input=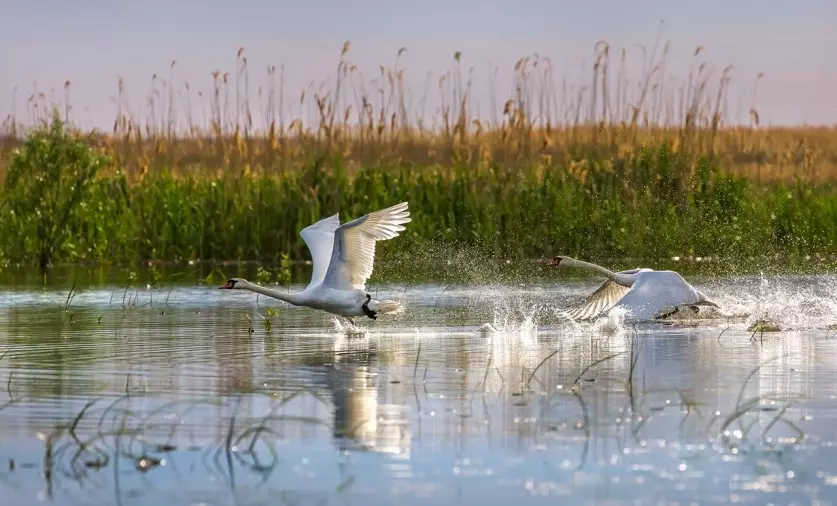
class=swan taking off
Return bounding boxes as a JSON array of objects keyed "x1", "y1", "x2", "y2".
[
  {"x1": 547, "y1": 255, "x2": 719, "y2": 322},
  {"x1": 219, "y1": 202, "x2": 411, "y2": 323}
]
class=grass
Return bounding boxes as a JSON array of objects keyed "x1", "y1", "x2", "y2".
[{"x1": 0, "y1": 41, "x2": 836, "y2": 277}]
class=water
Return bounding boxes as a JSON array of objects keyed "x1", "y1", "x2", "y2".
[{"x1": 2, "y1": 274, "x2": 837, "y2": 505}]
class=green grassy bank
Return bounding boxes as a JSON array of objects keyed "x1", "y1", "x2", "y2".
[{"x1": 2, "y1": 114, "x2": 837, "y2": 283}]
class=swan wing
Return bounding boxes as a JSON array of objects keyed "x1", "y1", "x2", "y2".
[
  {"x1": 322, "y1": 202, "x2": 411, "y2": 291},
  {"x1": 561, "y1": 269, "x2": 640, "y2": 321},
  {"x1": 300, "y1": 213, "x2": 341, "y2": 289}
]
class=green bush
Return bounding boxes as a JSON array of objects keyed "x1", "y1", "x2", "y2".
[{"x1": 2, "y1": 110, "x2": 110, "y2": 269}]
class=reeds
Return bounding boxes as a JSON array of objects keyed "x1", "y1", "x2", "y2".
[
  {"x1": 0, "y1": 42, "x2": 835, "y2": 270},
  {"x1": 3, "y1": 42, "x2": 835, "y2": 181}
]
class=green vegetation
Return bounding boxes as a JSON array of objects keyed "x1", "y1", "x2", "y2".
[
  {"x1": 1, "y1": 127, "x2": 834, "y2": 272},
  {"x1": 0, "y1": 43, "x2": 835, "y2": 278},
  {"x1": 2, "y1": 112, "x2": 110, "y2": 270}
]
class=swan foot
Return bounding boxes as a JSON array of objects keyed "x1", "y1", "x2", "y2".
[{"x1": 361, "y1": 294, "x2": 377, "y2": 320}]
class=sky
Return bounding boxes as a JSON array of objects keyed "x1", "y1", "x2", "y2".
[{"x1": 2, "y1": 0, "x2": 836, "y2": 131}]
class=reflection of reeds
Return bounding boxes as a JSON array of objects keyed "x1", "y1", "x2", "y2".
[
  {"x1": 5, "y1": 390, "x2": 332, "y2": 494},
  {"x1": 0, "y1": 339, "x2": 815, "y2": 499}
]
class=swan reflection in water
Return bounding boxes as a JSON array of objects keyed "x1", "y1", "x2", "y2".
[{"x1": 326, "y1": 339, "x2": 411, "y2": 458}]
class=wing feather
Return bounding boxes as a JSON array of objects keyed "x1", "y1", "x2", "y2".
[
  {"x1": 322, "y1": 202, "x2": 411, "y2": 290},
  {"x1": 560, "y1": 269, "x2": 641, "y2": 321},
  {"x1": 300, "y1": 213, "x2": 340, "y2": 289}
]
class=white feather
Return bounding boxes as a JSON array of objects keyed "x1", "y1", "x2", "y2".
[
  {"x1": 299, "y1": 213, "x2": 340, "y2": 289},
  {"x1": 323, "y1": 202, "x2": 411, "y2": 290},
  {"x1": 562, "y1": 277, "x2": 633, "y2": 321}
]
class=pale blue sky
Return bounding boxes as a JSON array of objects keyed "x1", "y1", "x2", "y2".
[{"x1": 2, "y1": 0, "x2": 836, "y2": 129}]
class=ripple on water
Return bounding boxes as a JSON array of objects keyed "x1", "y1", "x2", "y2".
[{"x1": 1, "y1": 278, "x2": 837, "y2": 505}]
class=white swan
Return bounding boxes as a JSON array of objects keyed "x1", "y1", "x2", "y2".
[
  {"x1": 219, "y1": 202, "x2": 411, "y2": 323},
  {"x1": 547, "y1": 255, "x2": 719, "y2": 321}
]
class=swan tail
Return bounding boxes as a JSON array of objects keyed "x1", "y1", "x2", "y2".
[{"x1": 369, "y1": 299, "x2": 404, "y2": 315}]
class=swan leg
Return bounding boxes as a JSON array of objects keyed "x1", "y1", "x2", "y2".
[{"x1": 361, "y1": 293, "x2": 378, "y2": 320}]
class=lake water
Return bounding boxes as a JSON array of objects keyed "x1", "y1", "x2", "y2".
[{"x1": 2, "y1": 273, "x2": 837, "y2": 505}]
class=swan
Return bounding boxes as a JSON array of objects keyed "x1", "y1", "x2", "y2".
[
  {"x1": 219, "y1": 202, "x2": 411, "y2": 323},
  {"x1": 546, "y1": 255, "x2": 719, "y2": 321}
]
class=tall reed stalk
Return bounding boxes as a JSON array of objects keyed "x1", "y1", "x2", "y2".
[{"x1": 0, "y1": 42, "x2": 834, "y2": 272}]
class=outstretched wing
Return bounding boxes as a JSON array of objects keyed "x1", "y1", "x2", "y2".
[
  {"x1": 322, "y1": 202, "x2": 411, "y2": 291},
  {"x1": 560, "y1": 269, "x2": 642, "y2": 321},
  {"x1": 300, "y1": 213, "x2": 341, "y2": 289}
]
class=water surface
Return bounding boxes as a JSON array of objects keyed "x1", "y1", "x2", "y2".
[{"x1": 2, "y1": 274, "x2": 837, "y2": 505}]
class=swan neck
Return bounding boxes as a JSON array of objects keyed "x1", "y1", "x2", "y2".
[
  {"x1": 566, "y1": 259, "x2": 634, "y2": 287},
  {"x1": 241, "y1": 281, "x2": 302, "y2": 305}
]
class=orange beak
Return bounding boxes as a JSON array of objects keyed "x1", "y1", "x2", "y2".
[
  {"x1": 219, "y1": 280, "x2": 235, "y2": 289},
  {"x1": 546, "y1": 257, "x2": 562, "y2": 266}
]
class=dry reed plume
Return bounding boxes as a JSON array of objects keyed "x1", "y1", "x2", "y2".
[{"x1": 1, "y1": 41, "x2": 835, "y2": 183}]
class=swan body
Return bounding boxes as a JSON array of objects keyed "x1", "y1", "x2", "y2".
[
  {"x1": 220, "y1": 202, "x2": 410, "y2": 321},
  {"x1": 547, "y1": 255, "x2": 718, "y2": 322}
]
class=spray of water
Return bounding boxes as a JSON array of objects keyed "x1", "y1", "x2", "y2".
[
  {"x1": 712, "y1": 273, "x2": 837, "y2": 331},
  {"x1": 330, "y1": 317, "x2": 369, "y2": 337},
  {"x1": 471, "y1": 284, "x2": 541, "y2": 334}
]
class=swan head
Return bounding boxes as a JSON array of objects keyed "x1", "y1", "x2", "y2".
[
  {"x1": 219, "y1": 278, "x2": 247, "y2": 289},
  {"x1": 546, "y1": 255, "x2": 571, "y2": 267}
]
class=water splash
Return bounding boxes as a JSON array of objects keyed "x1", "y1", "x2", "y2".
[
  {"x1": 331, "y1": 317, "x2": 369, "y2": 336},
  {"x1": 588, "y1": 306, "x2": 630, "y2": 336},
  {"x1": 537, "y1": 273, "x2": 837, "y2": 332},
  {"x1": 711, "y1": 273, "x2": 837, "y2": 331},
  {"x1": 477, "y1": 285, "x2": 540, "y2": 334}
]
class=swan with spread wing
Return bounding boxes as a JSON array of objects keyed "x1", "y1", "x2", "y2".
[
  {"x1": 220, "y1": 202, "x2": 410, "y2": 323},
  {"x1": 547, "y1": 255, "x2": 719, "y2": 321}
]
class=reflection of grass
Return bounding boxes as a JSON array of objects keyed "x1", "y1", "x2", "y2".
[
  {"x1": 0, "y1": 388, "x2": 332, "y2": 494},
  {"x1": 0, "y1": 341, "x2": 815, "y2": 499},
  {"x1": 3, "y1": 309, "x2": 106, "y2": 397},
  {"x1": 503, "y1": 336, "x2": 808, "y2": 471}
]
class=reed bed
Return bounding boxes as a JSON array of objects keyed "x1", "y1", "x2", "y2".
[{"x1": 0, "y1": 42, "x2": 835, "y2": 272}]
